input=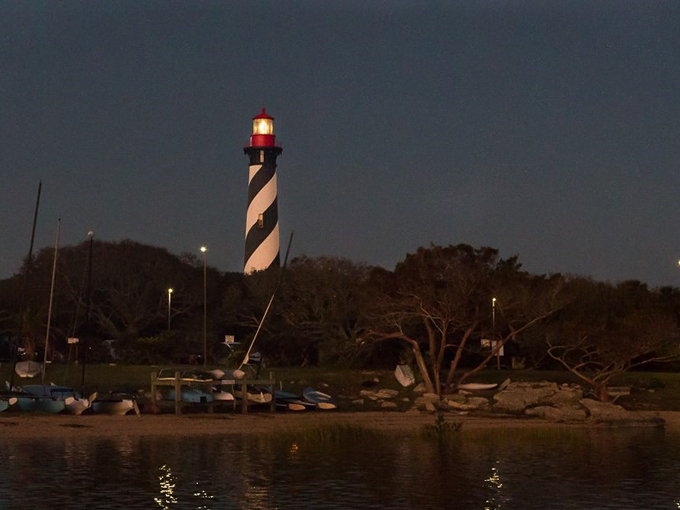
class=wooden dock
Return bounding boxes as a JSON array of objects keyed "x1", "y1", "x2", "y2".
[{"x1": 150, "y1": 371, "x2": 277, "y2": 415}]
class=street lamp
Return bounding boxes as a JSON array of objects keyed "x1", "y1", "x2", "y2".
[
  {"x1": 492, "y1": 297, "x2": 500, "y2": 370},
  {"x1": 200, "y1": 246, "x2": 207, "y2": 367},
  {"x1": 167, "y1": 288, "x2": 173, "y2": 331}
]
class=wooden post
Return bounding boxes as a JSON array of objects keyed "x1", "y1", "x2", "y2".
[
  {"x1": 269, "y1": 371, "x2": 276, "y2": 413},
  {"x1": 241, "y1": 381, "x2": 248, "y2": 414},
  {"x1": 151, "y1": 372, "x2": 157, "y2": 406},
  {"x1": 174, "y1": 371, "x2": 181, "y2": 415}
]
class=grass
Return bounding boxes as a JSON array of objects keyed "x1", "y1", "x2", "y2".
[
  {"x1": 270, "y1": 423, "x2": 386, "y2": 445},
  {"x1": 2, "y1": 363, "x2": 680, "y2": 411}
]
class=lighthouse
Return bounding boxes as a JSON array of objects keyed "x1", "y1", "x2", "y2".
[{"x1": 243, "y1": 108, "x2": 283, "y2": 274}]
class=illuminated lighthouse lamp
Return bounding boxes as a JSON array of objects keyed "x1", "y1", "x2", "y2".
[{"x1": 250, "y1": 109, "x2": 277, "y2": 148}]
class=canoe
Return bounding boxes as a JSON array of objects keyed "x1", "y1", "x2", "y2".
[
  {"x1": 92, "y1": 398, "x2": 134, "y2": 415},
  {"x1": 166, "y1": 387, "x2": 213, "y2": 404},
  {"x1": 303, "y1": 387, "x2": 337, "y2": 410},
  {"x1": 274, "y1": 390, "x2": 315, "y2": 411},
  {"x1": 15, "y1": 361, "x2": 41, "y2": 378},
  {"x1": 212, "y1": 380, "x2": 236, "y2": 401},
  {"x1": 233, "y1": 385, "x2": 272, "y2": 404},
  {"x1": 0, "y1": 398, "x2": 17, "y2": 412},
  {"x1": 394, "y1": 365, "x2": 415, "y2": 387},
  {"x1": 458, "y1": 383, "x2": 498, "y2": 391},
  {"x1": 20, "y1": 384, "x2": 94, "y2": 415},
  {"x1": 16, "y1": 396, "x2": 66, "y2": 413}
]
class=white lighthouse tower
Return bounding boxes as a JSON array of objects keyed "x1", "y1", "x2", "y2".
[{"x1": 243, "y1": 109, "x2": 283, "y2": 274}]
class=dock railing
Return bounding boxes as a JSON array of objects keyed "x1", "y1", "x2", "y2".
[{"x1": 151, "y1": 370, "x2": 276, "y2": 415}]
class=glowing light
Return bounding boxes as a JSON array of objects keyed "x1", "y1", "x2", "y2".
[
  {"x1": 253, "y1": 118, "x2": 273, "y2": 135},
  {"x1": 154, "y1": 464, "x2": 177, "y2": 509},
  {"x1": 168, "y1": 288, "x2": 173, "y2": 294},
  {"x1": 200, "y1": 246, "x2": 207, "y2": 253}
]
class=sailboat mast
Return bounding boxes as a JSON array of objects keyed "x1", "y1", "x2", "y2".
[
  {"x1": 41, "y1": 218, "x2": 61, "y2": 385},
  {"x1": 9, "y1": 180, "x2": 42, "y2": 390}
]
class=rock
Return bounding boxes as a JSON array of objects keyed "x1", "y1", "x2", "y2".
[
  {"x1": 442, "y1": 393, "x2": 467, "y2": 404},
  {"x1": 446, "y1": 400, "x2": 476, "y2": 411},
  {"x1": 607, "y1": 386, "x2": 631, "y2": 397},
  {"x1": 445, "y1": 396, "x2": 490, "y2": 411},
  {"x1": 498, "y1": 378, "x2": 512, "y2": 391},
  {"x1": 381, "y1": 401, "x2": 398, "y2": 409},
  {"x1": 580, "y1": 398, "x2": 664, "y2": 427},
  {"x1": 423, "y1": 392, "x2": 440, "y2": 403},
  {"x1": 413, "y1": 383, "x2": 427, "y2": 393},
  {"x1": 374, "y1": 389, "x2": 400, "y2": 399},
  {"x1": 467, "y1": 397, "x2": 490, "y2": 410},
  {"x1": 544, "y1": 385, "x2": 583, "y2": 406},
  {"x1": 492, "y1": 381, "x2": 577, "y2": 414},
  {"x1": 525, "y1": 405, "x2": 587, "y2": 422},
  {"x1": 424, "y1": 400, "x2": 437, "y2": 412},
  {"x1": 359, "y1": 390, "x2": 381, "y2": 401},
  {"x1": 402, "y1": 398, "x2": 410, "y2": 402},
  {"x1": 351, "y1": 399, "x2": 365, "y2": 405}
]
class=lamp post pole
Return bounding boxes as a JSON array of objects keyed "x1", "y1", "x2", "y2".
[
  {"x1": 167, "y1": 288, "x2": 173, "y2": 331},
  {"x1": 492, "y1": 297, "x2": 500, "y2": 370},
  {"x1": 81, "y1": 230, "x2": 94, "y2": 394},
  {"x1": 201, "y1": 246, "x2": 207, "y2": 367}
]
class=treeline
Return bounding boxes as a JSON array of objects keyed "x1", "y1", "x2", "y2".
[{"x1": 1, "y1": 240, "x2": 679, "y2": 399}]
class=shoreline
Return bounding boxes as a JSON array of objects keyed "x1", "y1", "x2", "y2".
[{"x1": 0, "y1": 410, "x2": 677, "y2": 439}]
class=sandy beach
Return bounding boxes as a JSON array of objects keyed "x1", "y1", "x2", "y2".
[{"x1": 0, "y1": 410, "x2": 676, "y2": 439}]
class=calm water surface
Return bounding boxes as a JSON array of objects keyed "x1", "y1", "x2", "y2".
[{"x1": 1, "y1": 427, "x2": 679, "y2": 509}]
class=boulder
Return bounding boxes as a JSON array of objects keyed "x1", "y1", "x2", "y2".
[
  {"x1": 580, "y1": 398, "x2": 664, "y2": 427},
  {"x1": 467, "y1": 397, "x2": 491, "y2": 410},
  {"x1": 413, "y1": 383, "x2": 427, "y2": 393},
  {"x1": 492, "y1": 381, "x2": 580, "y2": 414},
  {"x1": 442, "y1": 392, "x2": 467, "y2": 404},
  {"x1": 544, "y1": 385, "x2": 583, "y2": 406},
  {"x1": 374, "y1": 389, "x2": 400, "y2": 399},
  {"x1": 422, "y1": 392, "x2": 441, "y2": 404},
  {"x1": 525, "y1": 405, "x2": 587, "y2": 422},
  {"x1": 359, "y1": 390, "x2": 380, "y2": 401},
  {"x1": 381, "y1": 401, "x2": 398, "y2": 409}
]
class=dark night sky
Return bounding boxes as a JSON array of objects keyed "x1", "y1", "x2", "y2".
[{"x1": 2, "y1": 1, "x2": 679, "y2": 286}]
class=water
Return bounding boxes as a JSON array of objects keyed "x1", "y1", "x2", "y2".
[{"x1": 1, "y1": 428, "x2": 680, "y2": 509}]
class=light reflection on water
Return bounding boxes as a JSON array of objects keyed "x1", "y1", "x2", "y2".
[{"x1": 0, "y1": 428, "x2": 679, "y2": 509}]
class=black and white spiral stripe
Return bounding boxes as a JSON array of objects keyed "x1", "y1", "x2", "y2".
[{"x1": 244, "y1": 150, "x2": 280, "y2": 273}]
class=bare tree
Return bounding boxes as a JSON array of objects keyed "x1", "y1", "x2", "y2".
[
  {"x1": 361, "y1": 244, "x2": 565, "y2": 394},
  {"x1": 547, "y1": 280, "x2": 680, "y2": 401}
]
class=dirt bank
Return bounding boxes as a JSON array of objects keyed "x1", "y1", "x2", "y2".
[{"x1": 0, "y1": 410, "x2": 674, "y2": 439}]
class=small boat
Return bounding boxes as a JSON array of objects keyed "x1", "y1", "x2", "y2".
[
  {"x1": 0, "y1": 397, "x2": 18, "y2": 412},
  {"x1": 15, "y1": 361, "x2": 41, "y2": 378},
  {"x1": 21, "y1": 384, "x2": 94, "y2": 415},
  {"x1": 92, "y1": 395, "x2": 135, "y2": 415},
  {"x1": 275, "y1": 390, "x2": 315, "y2": 411},
  {"x1": 210, "y1": 368, "x2": 245, "y2": 381},
  {"x1": 303, "y1": 387, "x2": 337, "y2": 410},
  {"x1": 458, "y1": 383, "x2": 498, "y2": 391},
  {"x1": 16, "y1": 395, "x2": 66, "y2": 413},
  {"x1": 394, "y1": 365, "x2": 415, "y2": 387},
  {"x1": 233, "y1": 385, "x2": 272, "y2": 405},
  {"x1": 165, "y1": 387, "x2": 214, "y2": 404},
  {"x1": 211, "y1": 380, "x2": 235, "y2": 402}
]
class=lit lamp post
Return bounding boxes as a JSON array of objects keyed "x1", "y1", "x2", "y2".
[
  {"x1": 200, "y1": 246, "x2": 207, "y2": 367},
  {"x1": 167, "y1": 288, "x2": 173, "y2": 331},
  {"x1": 492, "y1": 297, "x2": 500, "y2": 370}
]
